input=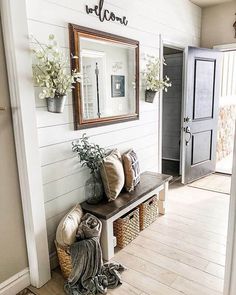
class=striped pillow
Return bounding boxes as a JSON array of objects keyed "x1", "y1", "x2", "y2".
[{"x1": 122, "y1": 149, "x2": 140, "y2": 192}]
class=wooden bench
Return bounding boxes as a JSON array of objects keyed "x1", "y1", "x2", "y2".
[{"x1": 81, "y1": 171, "x2": 172, "y2": 261}]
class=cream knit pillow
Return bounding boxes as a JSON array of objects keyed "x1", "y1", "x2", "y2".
[{"x1": 56, "y1": 203, "x2": 83, "y2": 247}]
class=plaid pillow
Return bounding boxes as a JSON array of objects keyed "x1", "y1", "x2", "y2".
[{"x1": 122, "y1": 149, "x2": 140, "y2": 192}]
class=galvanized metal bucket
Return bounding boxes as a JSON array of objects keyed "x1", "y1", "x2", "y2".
[
  {"x1": 47, "y1": 95, "x2": 67, "y2": 113},
  {"x1": 145, "y1": 90, "x2": 157, "y2": 103}
]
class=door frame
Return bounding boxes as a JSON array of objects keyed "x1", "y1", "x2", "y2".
[
  {"x1": 0, "y1": 0, "x2": 51, "y2": 288},
  {"x1": 224, "y1": 121, "x2": 236, "y2": 295},
  {"x1": 158, "y1": 35, "x2": 185, "y2": 175},
  {"x1": 213, "y1": 44, "x2": 236, "y2": 175},
  {"x1": 213, "y1": 43, "x2": 236, "y2": 295}
]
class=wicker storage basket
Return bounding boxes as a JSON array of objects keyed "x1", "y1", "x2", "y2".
[
  {"x1": 55, "y1": 241, "x2": 72, "y2": 279},
  {"x1": 113, "y1": 207, "x2": 140, "y2": 249},
  {"x1": 139, "y1": 195, "x2": 158, "y2": 230}
]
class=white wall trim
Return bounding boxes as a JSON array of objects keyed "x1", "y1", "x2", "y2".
[
  {"x1": 214, "y1": 43, "x2": 236, "y2": 51},
  {"x1": 0, "y1": 268, "x2": 30, "y2": 295},
  {"x1": 0, "y1": 0, "x2": 51, "y2": 288},
  {"x1": 224, "y1": 122, "x2": 236, "y2": 295},
  {"x1": 180, "y1": 46, "x2": 188, "y2": 184},
  {"x1": 158, "y1": 34, "x2": 163, "y2": 173}
]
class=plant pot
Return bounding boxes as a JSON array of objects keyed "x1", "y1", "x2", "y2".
[
  {"x1": 145, "y1": 90, "x2": 157, "y2": 103},
  {"x1": 46, "y1": 95, "x2": 67, "y2": 113},
  {"x1": 85, "y1": 172, "x2": 104, "y2": 204}
]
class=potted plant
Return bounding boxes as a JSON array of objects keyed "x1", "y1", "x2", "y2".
[
  {"x1": 144, "y1": 56, "x2": 172, "y2": 103},
  {"x1": 32, "y1": 34, "x2": 81, "y2": 113},
  {"x1": 72, "y1": 134, "x2": 106, "y2": 204}
]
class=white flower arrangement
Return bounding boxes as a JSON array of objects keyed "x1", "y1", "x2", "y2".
[
  {"x1": 32, "y1": 34, "x2": 81, "y2": 99},
  {"x1": 144, "y1": 56, "x2": 172, "y2": 93}
]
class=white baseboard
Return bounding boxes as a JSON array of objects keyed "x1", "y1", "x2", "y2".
[
  {"x1": 0, "y1": 268, "x2": 30, "y2": 295},
  {"x1": 50, "y1": 252, "x2": 59, "y2": 270}
]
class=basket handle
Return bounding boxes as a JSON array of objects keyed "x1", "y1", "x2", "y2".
[{"x1": 149, "y1": 199, "x2": 154, "y2": 205}]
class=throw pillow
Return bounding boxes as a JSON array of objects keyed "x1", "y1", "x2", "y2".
[
  {"x1": 100, "y1": 149, "x2": 125, "y2": 201},
  {"x1": 56, "y1": 203, "x2": 83, "y2": 247},
  {"x1": 122, "y1": 149, "x2": 140, "y2": 192}
]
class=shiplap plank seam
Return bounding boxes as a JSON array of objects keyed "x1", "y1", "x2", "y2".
[
  {"x1": 40, "y1": 132, "x2": 158, "y2": 167},
  {"x1": 38, "y1": 121, "x2": 158, "y2": 148}
]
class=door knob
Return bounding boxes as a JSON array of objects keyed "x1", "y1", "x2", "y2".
[
  {"x1": 185, "y1": 126, "x2": 191, "y2": 133},
  {"x1": 0, "y1": 106, "x2": 6, "y2": 111},
  {"x1": 184, "y1": 116, "x2": 192, "y2": 123},
  {"x1": 184, "y1": 126, "x2": 192, "y2": 146}
]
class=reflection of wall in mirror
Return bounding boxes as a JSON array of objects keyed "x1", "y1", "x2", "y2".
[
  {"x1": 81, "y1": 52, "x2": 106, "y2": 120},
  {"x1": 80, "y1": 39, "x2": 135, "y2": 118},
  {"x1": 128, "y1": 49, "x2": 136, "y2": 115},
  {"x1": 82, "y1": 63, "x2": 93, "y2": 119}
]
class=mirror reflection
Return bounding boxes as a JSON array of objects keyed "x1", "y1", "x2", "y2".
[{"x1": 80, "y1": 37, "x2": 136, "y2": 120}]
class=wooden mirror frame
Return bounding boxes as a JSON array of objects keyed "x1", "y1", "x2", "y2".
[{"x1": 69, "y1": 23, "x2": 140, "y2": 130}]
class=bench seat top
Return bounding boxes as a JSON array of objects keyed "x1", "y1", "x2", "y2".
[{"x1": 81, "y1": 171, "x2": 172, "y2": 220}]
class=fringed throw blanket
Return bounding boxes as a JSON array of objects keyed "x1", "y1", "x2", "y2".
[{"x1": 64, "y1": 213, "x2": 125, "y2": 295}]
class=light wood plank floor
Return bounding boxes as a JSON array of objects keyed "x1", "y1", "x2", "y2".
[
  {"x1": 188, "y1": 173, "x2": 231, "y2": 195},
  {"x1": 30, "y1": 181, "x2": 229, "y2": 295}
]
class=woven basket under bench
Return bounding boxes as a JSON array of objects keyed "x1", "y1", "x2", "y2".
[
  {"x1": 139, "y1": 194, "x2": 158, "y2": 230},
  {"x1": 113, "y1": 207, "x2": 140, "y2": 249},
  {"x1": 55, "y1": 241, "x2": 72, "y2": 279}
]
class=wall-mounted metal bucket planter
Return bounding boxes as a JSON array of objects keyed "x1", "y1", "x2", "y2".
[
  {"x1": 46, "y1": 95, "x2": 67, "y2": 113},
  {"x1": 145, "y1": 90, "x2": 157, "y2": 103}
]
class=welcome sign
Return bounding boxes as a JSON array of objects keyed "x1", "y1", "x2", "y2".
[{"x1": 85, "y1": 0, "x2": 128, "y2": 26}]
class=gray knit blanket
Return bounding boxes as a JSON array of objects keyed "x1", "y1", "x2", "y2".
[{"x1": 64, "y1": 213, "x2": 125, "y2": 295}]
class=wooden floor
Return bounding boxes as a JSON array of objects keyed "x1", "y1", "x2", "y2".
[
  {"x1": 188, "y1": 173, "x2": 231, "y2": 195},
  {"x1": 30, "y1": 181, "x2": 229, "y2": 295}
]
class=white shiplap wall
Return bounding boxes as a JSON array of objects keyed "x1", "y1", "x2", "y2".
[{"x1": 25, "y1": 0, "x2": 201, "y2": 255}]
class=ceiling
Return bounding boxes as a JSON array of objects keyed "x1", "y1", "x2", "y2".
[{"x1": 190, "y1": 0, "x2": 233, "y2": 7}]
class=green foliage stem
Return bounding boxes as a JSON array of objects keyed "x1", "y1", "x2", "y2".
[{"x1": 72, "y1": 134, "x2": 106, "y2": 174}]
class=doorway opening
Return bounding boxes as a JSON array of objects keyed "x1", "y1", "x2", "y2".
[
  {"x1": 162, "y1": 46, "x2": 184, "y2": 179},
  {"x1": 216, "y1": 50, "x2": 236, "y2": 175}
]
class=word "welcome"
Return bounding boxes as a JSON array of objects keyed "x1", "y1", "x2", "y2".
[{"x1": 85, "y1": 0, "x2": 128, "y2": 26}]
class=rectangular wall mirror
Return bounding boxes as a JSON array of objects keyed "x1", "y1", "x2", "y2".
[{"x1": 69, "y1": 24, "x2": 139, "y2": 129}]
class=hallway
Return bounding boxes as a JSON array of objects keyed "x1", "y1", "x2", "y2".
[{"x1": 30, "y1": 181, "x2": 229, "y2": 295}]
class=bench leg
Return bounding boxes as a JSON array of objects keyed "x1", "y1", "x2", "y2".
[
  {"x1": 159, "y1": 182, "x2": 168, "y2": 215},
  {"x1": 100, "y1": 219, "x2": 114, "y2": 261}
]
